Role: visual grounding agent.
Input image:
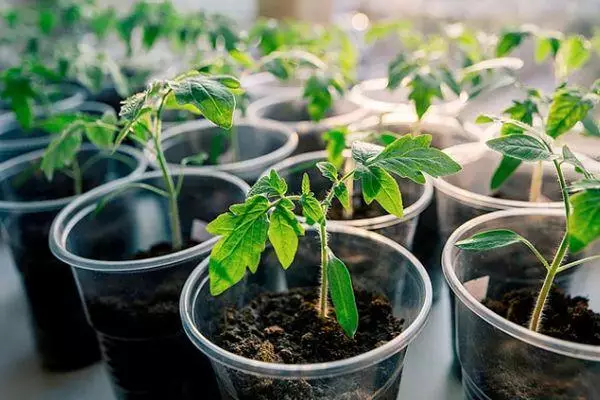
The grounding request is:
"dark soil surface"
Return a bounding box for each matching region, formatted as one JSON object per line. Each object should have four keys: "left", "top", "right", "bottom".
{"left": 215, "top": 287, "right": 404, "bottom": 400}
{"left": 84, "top": 241, "right": 219, "bottom": 400}
{"left": 328, "top": 193, "right": 388, "bottom": 220}
{"left": 484, "top": 286, "right": 600, "bottom": 345}
{"left": 469, "top": 286, "right": 600, "bottom": 399}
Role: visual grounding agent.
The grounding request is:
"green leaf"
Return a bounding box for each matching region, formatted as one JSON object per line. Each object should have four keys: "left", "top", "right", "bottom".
{"left": 582, "top": 115, "right": 600, "bottom": 137}
{"left": 496, "top": 31, "right": 529, "bottom": 57}
{"left": 355, "top": 164, "right": 382, "bottom": 204}
{"left": 169, "top": 75, "right": 237, "bottom": 129}
{"left": 142, "top": 24, "right": 161, "bottom": 50}
{"left": 207, "top": 196, "right": 271, "bottom": 295}
{"left": 534, "top": 35, "right": 561, "bottom": 63}
{"left": 39, "top": 9, "right": 56, "bottom": 35}
{"left": 353, "top": 135, "right": 462, "bottom": 185}
{"left": 555, "top": 36, "right": 591, "bottom": 79}
{"left": 181, "top": 153, "right": 208, "bottom": 166}
{"left": 119, "top": 92, "right": 147, "bottom": 121}
{"left": 302, "top": 173, "right": 310, "bottom": 195}
{"left": 476, "top": 115, "right": 494, "bottom": 124}
{"left": 38, "top": 113, "right": 94, "bottom": 134}
{"left": 317, "top": 162, "right": 339, "bottom": 182}
{"left": 373, "top": 168, "right": 403, "bottom": 218}
{"left": 486, "top": 135, "right": 555, "bottom": 161}
{"left": 84, "top": 114, "right": 117, "bottom": 148}
{"left": 562, "top": 146, "right": 592, "bottom": 177}
{"left": 249, "top": 170, "right": 287, "bottom": 197}
{"left": 546, "top": 88, "right": 595, "bottom": 138}
{"left": 456, "top": 229, "right": 525, "bottom": 251}
{"left": 303, "top": 74, "right": 333, "bottom": 122}
{"left": 327, "top": 250, "right": 358, "bottom": 338}
{"left": 41, "top": 129, "right": 83, "bottom": 181}
{"left": 491, "top": 155, "right": 522, "bottom": 190}
{"left": 322, "top": 128, "right": 347, "bottom": 169}
{"left": 300, "top": 193, "right": 324, "bottom": 225}
{"left": 90, "top": 8, "right": 117, "bottom": 39}
{"left": 569, "top": 189, "right": 600, "bottom": 252}
{"left": 334, "top": 183, "right": 351, "bottom": 210}
{"left": 501, "top": 100, "right": 537, "bottom": 135}
{"left": 268, "top": 202, "right": 305, "bottom": 269}
{"left": 408, "top": 73, "right": 443, "bottom": 120}
{"left": 387, "top": 54, "right": 417, "bottom": 90}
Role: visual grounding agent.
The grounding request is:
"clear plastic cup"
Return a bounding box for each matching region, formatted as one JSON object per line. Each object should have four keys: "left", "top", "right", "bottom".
{"left": 0, "top": 101, "right": 114, "bottom": 164}
{"left": 246, "top": 92, "right": 371, "bottom": 154}
{"left": 267, "top": 150, "right": 433, "bottom": 249}
{"left": 348, "top": 77, "right": 468, "bottom": 117}
{"left": 0, "top": 144, "right": 146, "bottom": 371}
{"left": 147, "top": 119, "right": 298, "bottom": 183}
{"left": 241, "top": 71, "right": 307, "bottom": 100}
{"left": 49, "top": 170, "right": 249, "bottom": 399}
{"left": 443, "top": 209, "right": 600, "bottom": 400}
{"left": 181, "top": 224, "right": 432, "bottom": 400}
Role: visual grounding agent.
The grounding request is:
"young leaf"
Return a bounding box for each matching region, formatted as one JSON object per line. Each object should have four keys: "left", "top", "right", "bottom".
{"left": 168, "top": 75, "right": 238, "bottom": 129}
{"left": 249, "top": 170, "right": 287, "bottom": 197}
{"left": 301, "top": 173, "right": 311, "bottom": 195}
{"left": 206, "top": 196, "right": 271, "bottom": 295}
{"left": 486, "top": 135, "right": 555, "bottom": 162}
{"left": 501, "top": 100, "right": 537, "bottom": 135}
{"left": 569, "top": 189, "right": 600, "bottom": 253}
{"left": 333, "top": 183, "right": 351, "bottom": 210}
{"left": 268, "top": 201, "right": 305, "bottom": 269}
{"left": 534, "top": 35, "right": 561, "bottom": 63}
{"left": 546, "top": 88, "right": 595, "bottom": 138}
{"left": 569, "top": 179, "right": 600, "bottom": 192}
{"left": 555, "top": 35, "right": 591, "bottom": 79}
{"left": 562, "top": 146, "right": 592, "bottom": 178}
{"left": 322, "top": 128, "right": 347, "bottom": 169}
{"left": 119, "top": 92, "right": 147, "bottom": 121}
{"left": 41, "top": 129, "right": 83, "bottom": 181}
{"left": 456, "top": 229, "right": 525, "bottom": 251}
{"left": 408, "top": 73, "right": 443, "bottom": 120}
{"left": 353, "top": 135, "right": 462, "bottom": 185}
{"left": 303, "top": 74, "right": 333, "bottom": 122}
{"left": 491, "top": 156, "right": 522, "bottom": 190}
{"left": 373, "top": 168, "right": 403, "bottom": 218}
{"left": 327, "top": 250, "right": 358, "bottom": 338}
{"left": 387, "top": 54, "right": 417, "bottom": 89}
{"left": 181, "top": 153, "right": 208, "bottom": 167}
{"left": 475, "top": 115, "right": 494, "bottom": 124}
{"left": 496, "top": 30, "right": 529, "bottom": 57}
{"left": 301, "top": 193, "right": 325, "bottom": 225}
{"left": 582, "top": 115, "right": 600, "bottom": 137}
{"left": 317, "top": 162, "right": 339, "bottom": 182}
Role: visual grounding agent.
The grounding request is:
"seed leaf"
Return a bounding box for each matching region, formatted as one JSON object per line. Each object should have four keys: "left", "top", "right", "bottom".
{"left": 456, "top": 229, "right": 525, "bottom": 251}
{"left": 168, "top": 75, "right": 237, "bottom": 129}
{"left": 546, "top": 88, "right": 595, "bottom": 138}
{"left": 569, "top": 189, "right": 600, "bottom": 253}
{"left": 327, "top": 250, "right": 358, "bottom": 338}
{"left": 268, "top": 202, "right": 305, "bottom": 269}
{"left": 486, "top": 135, "right": 555, "bottom": 161}
{"left": 207, "top": 195, "right": 270, "bottom": 295}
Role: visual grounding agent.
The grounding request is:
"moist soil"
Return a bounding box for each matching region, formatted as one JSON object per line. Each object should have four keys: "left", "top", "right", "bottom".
{"left": 216, "top": 287, "right": 404, "bottom": 400}
{"left": 327, "top": 193, "right": 387, "bottom": 220}
{"left": 84, "top": 241, "right": 220, "bottom": 400}
{"left": 474, "top": 286, "right": 600, "bottom": 399}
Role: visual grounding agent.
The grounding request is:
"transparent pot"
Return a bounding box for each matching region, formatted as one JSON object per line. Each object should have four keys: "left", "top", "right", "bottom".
{"left": 148, "top": 119, "right": 298, "bottom": 183}
{"left": 241, "top": 71, "right": 307, "bottom": 100}
{"left": 348, "top": 78, "right": 468, "bottom": 117}
{"left": 0, "top": 144, "right": 146, "bottom": 371}
{"left": 443, "top": 209, "right": 600, "bottom": 400}
{"left": 0, "top": 102, "right": 114, "bottom": 164}
{"left": 181, "top": 225, "right": 432, "bottom": 400}
{"left": 268, "top": 150, "right": 433, "bottom": 249}
{"left": 247, "top": 92, "right": 370, "bottom": 154}
{"left": 49, "top": 170, "right": 249, "bottom": 400}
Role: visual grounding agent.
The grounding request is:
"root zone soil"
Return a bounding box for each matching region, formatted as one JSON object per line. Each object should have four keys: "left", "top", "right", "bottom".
{"left": 215, "top": 287, "right": 405, "bottom": 400}
{"left": 474, "top": 286, "right": 600, "bottom": 399}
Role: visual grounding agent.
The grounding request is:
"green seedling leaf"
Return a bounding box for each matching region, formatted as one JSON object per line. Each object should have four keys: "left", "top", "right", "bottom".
{"left": 119, "top": 92, "right": 147, "bottom": 121}
{"left": 207, "top": 195, "right": 270, "bottom": 295}
{"left": 317, "top": 162, "right": 339, "bottom": 182}
{"left": 181, "top": 153, "right": 209, "bottom": 166}
{"left": 456, "top": 229, "right": 525, "bottom": 251}
{"left": 333, "top": 183, "right": 351, "bottom": 210}
{"left": 496, "top": 30, "right": 530, "bottom": 57}
{"left": 41, "top": 128, "right": 83, "bottom": 181}
{"left": 387, "top": 54, "right": 418, "bottom": 90}
{"left": 555, "top": 35, "right": 591, "bottom": 79}
{"left": 408, "top": 73, "right": 443, "bottom": 120}
{"left": 546, "top": 88, "right": 595, "bottom": 138}
{"left": 301, "top": 173, "right": 311, "bottom": 195}
{"left": 569, "top": 189, "right": 600, "bottom": 252}
{"left": 301, "top": 192, "right": 325, "bottom": 225}
{"left": 491, "top": 155, "right": 522, "bottom": 190}
{"left": 373, "top": 168, "right": 403, "bottom": 218}
{"left": 322, "top": 128, "right": 348, "bottom": 169}
{"left": 582, "top": 115, "right": 600, "bottom": 137}
{"left": 534, "top": 35, "right": 561, "bottom": 63}
{"left": 486, "top": 135, "right": 555, "bottom": 161}
{"left": 38, "top": 113, "right": 95, "bottom": 134}
{"left": 268, "top": 201, "right": 305, "bottom": 269}
{"left": 169, "top": 75, "right": 238, "bottom": 128}
{"left": 562, "top": 146, "right": 592, "bottom": 178}
{"left": 303, "top": 74, "right": 333, "bottom": 122}
{"left": 249, "top": 170, "right": 288, "bottom": 197}
{"left": 476, "top": 115, "right": 494, "bottom": 124}
{"left": 501, "top": 100, "right": 537, "bottom": 135}
{"left": 39, "top": 9, "right": 56, "bottom": 34}
{"left": 353, "top": 135, "right": 461, "bottom": 185}
{"left": 327, "top": 250, "right": 358, "bottom": 338}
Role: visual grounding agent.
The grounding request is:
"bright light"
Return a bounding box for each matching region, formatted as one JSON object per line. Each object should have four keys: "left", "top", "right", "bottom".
{"left": 351, "top": 12, "right": 370, "bottom": 32}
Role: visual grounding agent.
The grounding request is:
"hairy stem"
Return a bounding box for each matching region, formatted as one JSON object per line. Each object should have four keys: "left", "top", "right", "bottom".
{"left": 529, "top": 161, "right": 544, "bottom": 202}
{"left": 154, "top": 94, "right": 183, "bottom": 250}
{"left": 528, "top": 160, "right": 570, "bottom": 332}
{"left": 318, "top": 223, "right": 329, "bottom": 318}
